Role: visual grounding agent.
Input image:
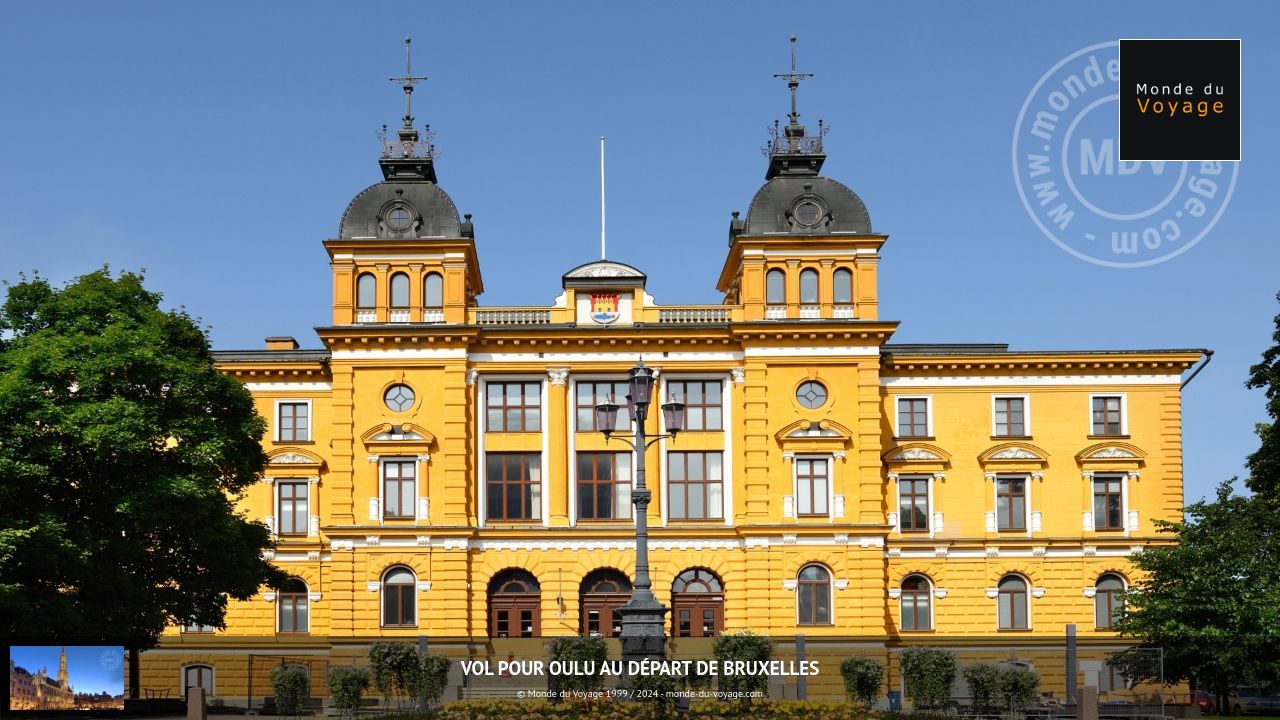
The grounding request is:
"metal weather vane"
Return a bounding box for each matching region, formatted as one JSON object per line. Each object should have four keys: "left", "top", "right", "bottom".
{"left": 390, "top": 36, "right": 428, "bottom": 129}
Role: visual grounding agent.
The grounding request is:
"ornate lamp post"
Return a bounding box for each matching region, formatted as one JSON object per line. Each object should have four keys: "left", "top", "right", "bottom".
{"left": 594, "top": 360, "right": 685, "bottom": 666}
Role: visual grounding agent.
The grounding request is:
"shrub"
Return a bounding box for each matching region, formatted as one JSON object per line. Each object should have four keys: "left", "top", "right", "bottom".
{"left": 547, "top": 635, "right": 609, "bottom": 694}
{"left": 326, "top": 665, "right": 370, "bottom": 719}
{"left": 961, "top": 663, "right": 1002, "bottom": 712}
{"left": 899, "top": 647, "right": 956, "bottom": 710}
{"left": 268, "top": 665, "right": 309, "bottom": 717}
{"left": 840, "top": 657, "right": 884, "bottom": 706}
{"left": 712, "top": 630, "right": 774, "bottom": 701}
{"left": 367, "top": 642, "right": 452, "bottom": 711}
{"left": 997, "top": 664, "right": 1040, "bottom": 711}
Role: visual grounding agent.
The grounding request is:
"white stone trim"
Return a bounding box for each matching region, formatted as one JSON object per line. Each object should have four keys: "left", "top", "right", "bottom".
{"left": 331, "top": 348, "right": 468, "bottom": 359}
{"left": 882, "top": 374, "right": 1181, "bottom": 387}
{"left": 246, "top": 382, "right": 331, "bottom": 392}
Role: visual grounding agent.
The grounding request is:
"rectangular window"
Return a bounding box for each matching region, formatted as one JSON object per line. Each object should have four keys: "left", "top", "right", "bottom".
{"left": 795, "top": 458, "right": 829, "bottom": 517}
{"left": 1093, "top": 475, "right": 1124, "bottom": 530}
{"left": 576, "top": 381, "right": 631, "bottom": 432}
{"left": 486, "top": 382, "right": 541, "bottom": 432}
{"left": 667, "top": 380, "right": 723, "bottom": 431}
{"left": 668, "top": 451, "right": 723, "bottom": 521}
{"left": 998, "top": 589, "right": 1029, "bottom": 629}
{"left": 278, "top": 401, "right": 309, "bottom": 442}
{"left": 897, "top": 397, "right": 929, "bottom": 437}
{"left": 277, "top": 481, "right": 309, "bottom": 536}
{"left": 382, "top": 460, "right": 416, "bottom": 519}
{"left": 577, "top": 452, "right": 632, "bottom": 520}
{"left": 898, "top": 477, "right": 930, "bottom": 532}
{"left": 994, "top": 396, "right": 1026, "bottom": 437}
{"left": 486, "top": 453, "right": 542, "bottom": 522}
{"left": 1092, "top": 395, "right": 1124, "bottom": 436}
{"left": 996, "top": 476, "right": 1027, "bottom": 531}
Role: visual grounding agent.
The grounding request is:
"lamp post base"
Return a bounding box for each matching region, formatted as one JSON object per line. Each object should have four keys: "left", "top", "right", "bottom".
{"left": 617, "top": 593, "right": 669, "bottom": 666}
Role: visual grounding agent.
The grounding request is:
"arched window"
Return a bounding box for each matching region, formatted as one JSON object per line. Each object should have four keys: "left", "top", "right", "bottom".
{"left": 900, "top": 575, "right": 932, "bottom": 631}
{"left": 997, "top": 575, "right": 1029, "bottom": 630}
{"left": 182, "top": 664, "right": 214, "bottom": 699}
{"left": 580, "top": 569, "right": 632, "bottom": 637}
{"left": 382, "top": 566, "right": 416, "bottom": 627}
{"left": 389, "top": 272, "right": 410, "bottom": 308}
{"left": 833, "top": 268, "right": 853, "bottom": 305}
{"left": 672, "top": 568, "right": 724, "bottom": 637}
{"left": 799, "top": 269, "right": 819, "bottom": 304}
{"left": 356, "top": 273, "right": 377, "bottom": 309}
{"left": 278, "top": 578, "right": 309, "bottom": 633}
{"left": 1095, "top": 574, "right": 1125, "bottom": 629}
{"left": 489, "top": 569, "right": 541, "bottom": 638}
{"left": 766, "top": 269, "right": 786, "bottom": 305}
{"left": 797, "top": 564, "right": 832, "bottom": 625}
{"left": 424, "top": 272, "right": 444, "bottom": 309}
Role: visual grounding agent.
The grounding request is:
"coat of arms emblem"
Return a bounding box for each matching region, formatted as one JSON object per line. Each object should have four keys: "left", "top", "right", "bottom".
{"left": 590, "top": 293, "right": 621, "bottom": 325}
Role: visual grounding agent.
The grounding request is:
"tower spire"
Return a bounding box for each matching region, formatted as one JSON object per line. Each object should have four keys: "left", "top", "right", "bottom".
{"left": 390, "top": 36, "right": 428, "bottom": 129}
{"left": 773, "top": 34, "right": 813, "bottom": 130}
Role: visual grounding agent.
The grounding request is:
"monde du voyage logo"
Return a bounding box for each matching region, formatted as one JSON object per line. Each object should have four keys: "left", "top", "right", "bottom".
{"left": 1012, "top": 40, "right": 1240, "bottom": 268}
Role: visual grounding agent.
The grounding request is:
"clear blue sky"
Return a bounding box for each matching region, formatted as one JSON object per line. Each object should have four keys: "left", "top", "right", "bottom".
{"left": 9, "top": 646, "right": 124, "bottom": 696}
{"left": 1, "top": 2, "right": 1276, "bottom": 505}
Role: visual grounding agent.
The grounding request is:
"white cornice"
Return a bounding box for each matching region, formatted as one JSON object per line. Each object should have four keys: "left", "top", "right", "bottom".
{"left": 882, "top": 374, "right": 1182, "bottom": 387}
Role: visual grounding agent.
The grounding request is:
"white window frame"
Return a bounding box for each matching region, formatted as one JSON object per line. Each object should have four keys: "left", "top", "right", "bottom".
{"left": 570, "top": 376, "right": 637, "bottom": 526}
{"left": 1089, "top": 472, "right": 1130, "bottom": 533}
{"left": 793, "top": 455, "right": 833, "bottom": 518}
{"left": 477, "top": 376, "right": 549, "bottom": 527}
{"left": 274, "top": 477, "right": 311, "bottom": 537}
{"left": 893, "top": 473, "right": 935, "bottom": 536}
{"left": 894, "top": 395, "right": 933, "bottom": 438}
{"left": 1094, "top": 573, "right": 1127, "bottom": 630}
{"left": 899, "top": 574, "right": 934, "bottom": 631}
{"left": 991, "top": 394, "right": 1031, "bottom": 437}
{"left": 276, "top": 578, "right": 310, "bottom": 634}
{"left": 1088, "top": 393, "right": 1128, "bottom": 436}
{"left": 379, "top": 457, "right": 417, "bottom": 521}
{"left": 795, "top": 563, "right": 835, "bottom": 626}
{"left": 660, "top": 374, "right": 732, "bottom": 527}
{"left": 274, "top": 398, "right": 313, "bottom": 442}
{"left": 180, "top": 664, "right": 215, "bottom": 699}
{"left": 380, "top": 566, "right": 418, "bottom": 628}
{"left": 995, "top": 573, "right": 1033, "bottom": 631}
{"left": 992, "top": 473, "right": 1032, "bottom": 536}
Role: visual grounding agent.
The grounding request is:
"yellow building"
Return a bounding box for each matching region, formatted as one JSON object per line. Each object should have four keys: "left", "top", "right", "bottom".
{"left": 139, "top": 53, "right": 1206, "bottom": 705}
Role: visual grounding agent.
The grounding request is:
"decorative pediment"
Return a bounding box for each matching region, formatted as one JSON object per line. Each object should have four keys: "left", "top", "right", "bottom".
{"left": 1076, "top": 442, "right": 1146, "bottom": 469}
{"left": 361, "top": 422, "right": 437, "bottom": 451}
{"left": 775, "top": 419, "right": 852, "bottom": 453}
{"left": 267, "top": 447, "right": 325, "bottom": 470}
{"left": 882, "top": 442, "right": 951, "bottom": 471}
{"left": 978, "top": 442, "right": 1049, "bottom": 469}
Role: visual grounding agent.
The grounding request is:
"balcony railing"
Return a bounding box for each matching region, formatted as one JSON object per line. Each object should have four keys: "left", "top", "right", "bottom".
{"left": 475, "top": 308, "right": 552, "bottom": 325}
{"left": 389, "top": 309, "right": 411, "bottom": 323}
{"left": 657, "top": 307, "right": 731, "bottom": 324}
{"left": 833, "top": 304, "right": 855, "bottom": 319}
{"left": 799, "top": 305, "right": 821, "bottom": 319}
{"left": 355, "top": 310, "right": 376, "bottom": 323}
{"left": 765, "top": 305, "right": 786, "bottom": 320}
{"left": 422, "top": 309, "right": 445, "bottom": 323}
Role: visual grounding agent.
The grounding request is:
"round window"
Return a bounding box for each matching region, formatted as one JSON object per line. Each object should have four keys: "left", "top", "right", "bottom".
{"left": 794, "top": 200, "right": 823, "bottom": 226}
{"left": 796, "top": 380, "right": 828, "bottom": 409}
{"left": 384, "top": 384, "right": 416, "bottom": 412}
{"left": 386, "top": 205, "right": 413, "bottom": 231}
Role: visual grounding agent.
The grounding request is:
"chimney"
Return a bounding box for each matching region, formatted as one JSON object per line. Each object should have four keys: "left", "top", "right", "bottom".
{"left": 265, "top": 336, "right": 299, "bottom": 351}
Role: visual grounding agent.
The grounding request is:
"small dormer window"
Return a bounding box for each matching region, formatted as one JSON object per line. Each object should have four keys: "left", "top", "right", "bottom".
{"left": 386, "top": 205, "right": 413, "bottom": 231}
{"left": 794, "top": 200, "right": 823, "bottom": 226}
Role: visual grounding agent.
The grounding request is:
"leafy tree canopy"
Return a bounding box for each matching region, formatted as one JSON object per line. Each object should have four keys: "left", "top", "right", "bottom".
{"left": 1246, "top": 291, "right": 1280, "bottom": 502}
{"left": 0, "top": 268, "right": 285, "bottom": 647}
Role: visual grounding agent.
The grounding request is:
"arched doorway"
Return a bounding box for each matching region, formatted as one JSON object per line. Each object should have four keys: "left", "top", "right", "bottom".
{"left": 671, "top": 568, "right": 723, "bottom": 637}
{"left": 488, "top": 569, "right": 541, "bottom": 638}
{"left": 580, "top": 569, "right": 632, "bottom": 637}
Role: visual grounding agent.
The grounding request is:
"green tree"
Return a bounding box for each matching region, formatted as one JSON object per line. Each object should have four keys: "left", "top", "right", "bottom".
{"left": 1246, "top": 292, "right": 1280, "bottom": 503}
{"left": 1112, "top": 483, "right": 1280, "bottom": 709}
{"left": 900, "top": 647, "right": 956, "bottom": 711}
{"left": 0, "top": 269, "right": 284, "bottom": 649}
{"left": 840, "top": 656, "right": 884, "bottom": 706}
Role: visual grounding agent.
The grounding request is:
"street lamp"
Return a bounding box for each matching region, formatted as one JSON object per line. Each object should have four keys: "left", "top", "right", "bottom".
{"left": 594, "top": 359, "right": 684, "bottom": 666}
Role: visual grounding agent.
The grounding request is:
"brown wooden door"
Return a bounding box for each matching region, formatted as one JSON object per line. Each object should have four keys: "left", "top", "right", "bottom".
{"left": 672, "top": 594, "right": 723, "bottom": 637}
{"left": 490, "top": 595, "right": 540, "bottom": 638}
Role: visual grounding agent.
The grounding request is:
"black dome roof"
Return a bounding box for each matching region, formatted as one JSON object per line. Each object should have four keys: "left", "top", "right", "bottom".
{"left": 338, "top": 180, "right": 462, "bottom": 239}
{"left": 743, "top": 175, "right": 872, "bottom": 236}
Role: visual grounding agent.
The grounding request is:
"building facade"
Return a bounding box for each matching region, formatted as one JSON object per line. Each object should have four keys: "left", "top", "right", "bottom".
{"left": 9, "top": 648, "right": 74, "bottom": 710}
{"left": 138, "top": 56, "right": 1206, "bottom": 704}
